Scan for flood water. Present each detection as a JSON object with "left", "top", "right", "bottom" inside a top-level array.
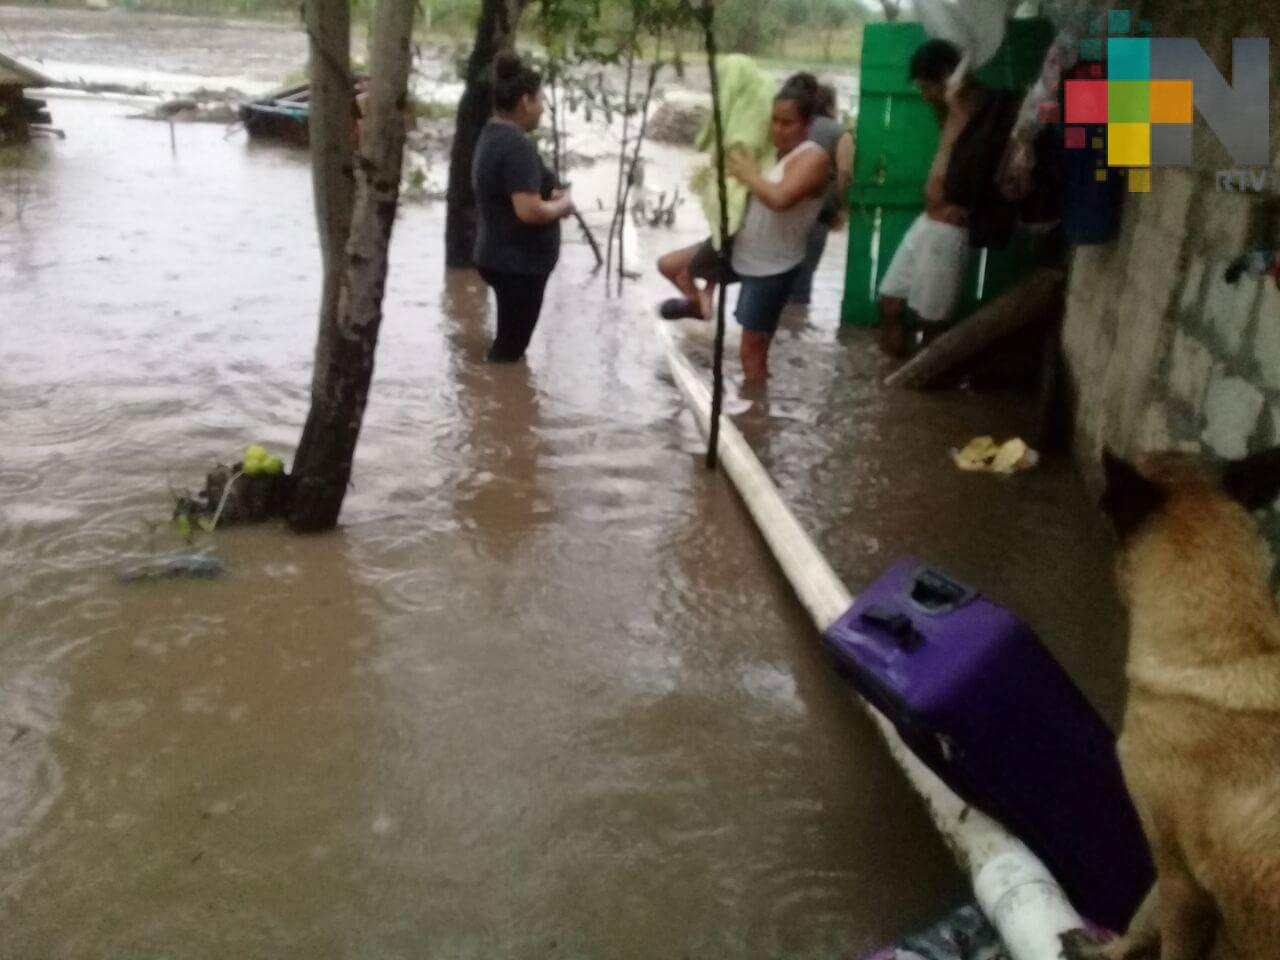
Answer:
[{"left": 1, "top": 8, "right": 1128, "bottom": 958}]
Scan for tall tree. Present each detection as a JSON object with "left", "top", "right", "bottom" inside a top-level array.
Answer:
[
  {"left": 288, "top": 0, "right": 418, "bottom": 532},
  {"left": 718, "top": 0, "right": 770, "bottom": 54},
  {"left": 444, "top": 0, "right": 530, "bottom": 268}
]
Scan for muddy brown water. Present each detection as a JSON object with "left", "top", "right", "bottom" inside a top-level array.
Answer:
[
  {"left": 0, "top": 5, "right": 313, "bottom": 92},
  {"left": 1, "top": 13, "right": 1127, "bottom": 959}
]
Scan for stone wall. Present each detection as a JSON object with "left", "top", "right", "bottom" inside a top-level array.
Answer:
[{"left": 1061, "top": 2, "right": 1280, "bottom": 547}]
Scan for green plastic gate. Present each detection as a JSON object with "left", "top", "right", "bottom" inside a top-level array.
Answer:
[{"left": 841, "top": 18, "right": 1055, "bottom": 326}]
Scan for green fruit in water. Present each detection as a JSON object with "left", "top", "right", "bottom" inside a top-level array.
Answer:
[
  {"left": 263, "top": 456, "right": 284, "bottom": 476},
  {"left": 242, "top": 444, "right": 270, "bottom": 478}
]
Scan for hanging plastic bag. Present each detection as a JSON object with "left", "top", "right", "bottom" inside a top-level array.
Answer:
[
  {"left": 913, "top": 0, "right": 1015, "bottom": 69},
  {"left": 997, "top": 2, "right": 1105, "bottom": 201}
]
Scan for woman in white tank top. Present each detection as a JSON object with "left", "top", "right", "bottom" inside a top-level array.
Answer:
[
  {"left": 655, "top": 73, "right": 830, "bottom": 382},
  {"left": 721, "top": 75, "right": 830, "bottom": 381},
  {"left": 730, "top": 141, "right": 827, "bottom": 278}
]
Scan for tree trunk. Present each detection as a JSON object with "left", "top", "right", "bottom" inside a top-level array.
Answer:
[
  {"left": 304, "top": 0, "right": 354, "bottom": 310},
  {"left": 288, "top": 0, "right": 418, "bottom": 532},
  {"left": 444, "top": 0, "right": 526, "bottom": 269},
  {"left": 742, "top": 0, "right": 767, "bottom": 54}
]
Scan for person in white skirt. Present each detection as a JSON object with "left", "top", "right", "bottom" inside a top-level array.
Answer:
[{"left": 876, "top": 40, "right": 979, "bottom": 358}]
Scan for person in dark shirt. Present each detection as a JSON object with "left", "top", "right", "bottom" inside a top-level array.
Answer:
[
  {"left": 471, "top": 52, "right": 575, "bottom": 363},
  {"left": 789, "top": 83, "right": 855, "bottom": 306}
]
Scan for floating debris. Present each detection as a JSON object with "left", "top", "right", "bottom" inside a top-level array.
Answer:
[
  {"left": 646, "top": 101, "right": 709, "bottom": 146},
  {"left": 951, "top": 436, "right": 1039, "bottom": 474},
  {"left": 169, "top": 444, "right": 293, "bottom": 535},
  {"left": 129, "top": 96, "right": 239, "bottom": 125},
  {"left": 118, "top": 554, "right": 226, "bottom": 584}
]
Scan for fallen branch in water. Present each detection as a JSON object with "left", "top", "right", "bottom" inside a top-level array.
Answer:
[
  {"left": 128, "top": 98, "right": 240, "bottom": 124},
  {"left": 572, "top": 208, "right": 604, "bottom": 269},
  {"left": 45, "top": 78, "right": 156, "bottom": 96}
]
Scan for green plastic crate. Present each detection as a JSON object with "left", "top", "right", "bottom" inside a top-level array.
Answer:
[{"left": 841, "top": 18, "right": 1055, "bottom": 326}]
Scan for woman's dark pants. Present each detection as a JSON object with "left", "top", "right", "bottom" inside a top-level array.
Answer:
[
  {"left": 789, "top": 222, "right": 829, "bottom": 306},
  {"left": 478, "top": 268, "right": 551, "bottom": 363}
]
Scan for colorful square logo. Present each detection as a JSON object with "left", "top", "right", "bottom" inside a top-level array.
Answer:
[
  {"left": 1059, "top": 9, "right": 1271, "bottom": 186},
  {"left": 1108, "top": 38, "right": 1150, "bottom": 80},
  {"left": 1108, "top": 81, "right": 1150, "bottom": 122},
  {"left": 1108, "top": 123, "right": 1150, "bottom": 167},
  {"left": 1065, "top": 81, "right": 1107, "bottom": 124}
]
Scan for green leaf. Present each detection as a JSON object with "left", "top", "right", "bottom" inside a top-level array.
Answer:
[{"left": 176, "top": 515, "right": 192, "bottom": 540}]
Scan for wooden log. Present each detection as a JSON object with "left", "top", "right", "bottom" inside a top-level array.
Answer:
[{"left": 884, "top": 266, "right": 1066, "bottom": 390}]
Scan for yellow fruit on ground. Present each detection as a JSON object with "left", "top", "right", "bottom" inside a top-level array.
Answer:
[
  {"left": 263, "top": 456, "right": 285, "bottom": 476},
  {"left": 991, "top": 438, "right": 1029, "bottom": 474},
  {"left": 952, "top": 436, "right": 998, "bottom": 472}
]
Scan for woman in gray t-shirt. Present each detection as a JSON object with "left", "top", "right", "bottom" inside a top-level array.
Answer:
[
  {"left": 790, "top": 84, "right": 855, "bottom": 306},
  {"left": 471, "top": 52, "right": 575, "bottom": 362}
]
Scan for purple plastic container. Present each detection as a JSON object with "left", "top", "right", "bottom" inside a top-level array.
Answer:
[{"left": 821, "top": 558, "right": 1152, "bottom": 931}]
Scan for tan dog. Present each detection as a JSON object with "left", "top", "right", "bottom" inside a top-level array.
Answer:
[{"left": 1062, "top": 448, "right": 1280, "bottom": 960}]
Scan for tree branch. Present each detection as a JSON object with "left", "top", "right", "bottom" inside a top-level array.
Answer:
[{"left": 700, "top": 0, "right": 730, "bottom": 470}]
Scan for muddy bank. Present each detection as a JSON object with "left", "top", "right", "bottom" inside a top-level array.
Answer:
[{"left": 646, "top": 101, "right": 709, "bottom": 146}]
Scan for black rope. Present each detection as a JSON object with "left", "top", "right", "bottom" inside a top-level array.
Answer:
[{"left": 700, "top": 0, "right": 731, "bottom": 471}]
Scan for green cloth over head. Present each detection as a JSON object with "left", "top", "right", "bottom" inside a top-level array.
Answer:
[{"left": 690, "top": 54, "right": 774, "bottom": 249}]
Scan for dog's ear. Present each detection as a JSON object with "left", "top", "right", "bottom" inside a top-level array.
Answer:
[
  {"left": 1222, "top": 448, "right": 1280, "bottom": 511},
  {"left": 1100, "top": 448, "right": 1165, "bottom": 541}
]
